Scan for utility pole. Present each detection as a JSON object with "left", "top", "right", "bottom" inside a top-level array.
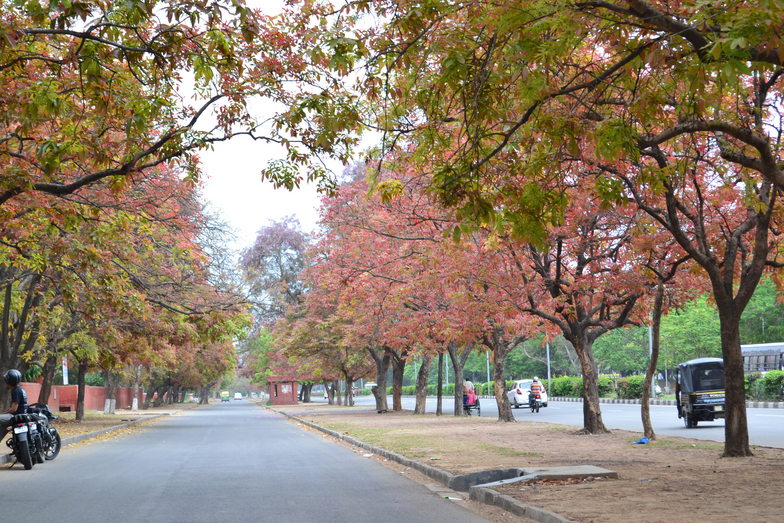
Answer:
[
  {"left": 546, "top": 343, "right": 551, "bottom": 391},
  {"left": 486, "top": 352, "right": 491, "bottom": 396}
]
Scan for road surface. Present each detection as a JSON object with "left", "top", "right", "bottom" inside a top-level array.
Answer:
[
  {"left": 344, "top": 395, "right": 784, "bottom": 448},
  {"left": 0, "top": 401, "right": 487, "bottom": 523}
]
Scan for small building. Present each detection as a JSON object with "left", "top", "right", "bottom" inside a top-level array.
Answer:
[{"left": 267, "top": 376, "right": 299, "bottom": 405}]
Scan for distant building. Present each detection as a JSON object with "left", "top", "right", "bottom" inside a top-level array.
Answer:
[
  {"left": 741, "top": 343, "right": 784, "bottom": 373},
  {"left": 267, "top": 376, "right": 299, "bottom": 405}
]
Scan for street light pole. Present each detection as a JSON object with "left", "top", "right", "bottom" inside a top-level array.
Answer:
[
  {"left": 546, "top": 343, "right": 551, "bottom": 390},
  {"left": 486, "top": 352, "right": 491, "bottom": 397}
]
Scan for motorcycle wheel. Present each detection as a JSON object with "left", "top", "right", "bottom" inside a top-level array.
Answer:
[
  {"left": 34, "top": 436, "right": 45, "bottom": 464},
  {"left": 44, "top": 429, "right": 61, "bottom": 460},
  {"left": 16, "top": 438, "right": 34, "bottom": 470}
]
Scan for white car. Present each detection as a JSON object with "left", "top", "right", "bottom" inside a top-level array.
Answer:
[
  {"left": 507, "top": 380, "right": 548, "bottom": 408},
  {"left": 233, "top": 392, "right": 242, "bottom": 400}
]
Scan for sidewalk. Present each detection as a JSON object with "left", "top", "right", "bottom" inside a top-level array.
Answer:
[{"left": 271, "top": 402, "right": 784, "bottom": 523}]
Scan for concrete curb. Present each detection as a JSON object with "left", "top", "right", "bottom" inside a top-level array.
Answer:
[
  {"left": 2, "top": 413, "right": 169, "bottom": 466},
  {"left": 470, "top": 486, "right": 572, "bottom": 523},
  {"left": 273, "top": 408, "right": 575, "bottom": 523}
]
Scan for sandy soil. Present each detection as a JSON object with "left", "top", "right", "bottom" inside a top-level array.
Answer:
[
  {"left": 278, "top": 403, "right": 784, "bottom": 523},
  {"left": 50, "top": 404, "right": 200, "bottom": 438}
]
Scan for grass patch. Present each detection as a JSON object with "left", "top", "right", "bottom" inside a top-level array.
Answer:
[
  {"left": 477, "top": 443, "right": 541, "bottom": 457},
  {"left": 312, "top": 420, "right": 474, "bottom": 457},
  {"left": 645, "top": 438, "right": 724, "bottom": 451}
]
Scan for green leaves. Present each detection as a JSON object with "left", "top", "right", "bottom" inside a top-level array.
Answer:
[
  {"left": 261, "top": 159, "right": 303, "bottom": 191},
  {"left": 594, "top": 119, "right": 639, "bottom": 163}
]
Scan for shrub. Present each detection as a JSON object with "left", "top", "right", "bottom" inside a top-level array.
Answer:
[
  {"left": 617, "top": 375, "right": 645, "bottom": 399},
  {"left": 550, "top": 376, "right": 582, "bottom": 397},
  {"left": 425, "top": 383, "right": 457, "bottom": 396},
  {"left": 598, "top": 376, "right": 616, "bottom": 397},
  {"left": 746, "top": 373, "right": 762, "bottom": 399},
  {"left": 758, "top": 370, "right": 784, "bottom": 400}
]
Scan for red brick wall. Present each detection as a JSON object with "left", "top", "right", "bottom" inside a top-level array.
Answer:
[
  {"left": 20, "top": 382, "right": 144, "bottom": 412},
  {"left": 268, "top": 380, "right": 298, "bottom": 405}
]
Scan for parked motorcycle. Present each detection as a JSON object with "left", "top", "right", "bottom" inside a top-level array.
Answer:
[
  {"left": 528, "top": 392, "right": 542, "bottom": 413},
  {"left": 5, "top": 403, "right": 61, "bottom": 470},
  {"left": 28, "top": 403, "right": 61, "bottom": 461}
]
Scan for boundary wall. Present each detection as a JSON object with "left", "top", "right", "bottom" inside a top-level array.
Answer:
[{"left": 20, "top": 382, "right": 144, "bottom": 412}]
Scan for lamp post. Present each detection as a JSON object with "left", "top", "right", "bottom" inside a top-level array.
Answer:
[
  {"left": 546, "top": 343, "right": 551, "bottom": 391},
  {"left": 486, "top": 352, "right": 491, "bottom": 397}
]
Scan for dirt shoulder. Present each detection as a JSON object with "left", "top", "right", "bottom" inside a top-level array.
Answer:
[
  {"left": 272, "top": 403, "right": 784, "bottom": 523},
  {"left": 49, "top": 403, "right": 202, "bottom": 439}
]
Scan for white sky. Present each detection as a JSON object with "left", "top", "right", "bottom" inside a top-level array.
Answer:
[
  {"left": 199, "top": 0, "right": 323, "bottom": 252},
  {"left": 199, "top": 135, "right": 323, "bottom": 250}
]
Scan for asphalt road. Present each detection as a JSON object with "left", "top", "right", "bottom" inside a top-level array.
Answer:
[
  {"left": 345, "top": 395, "right": 784, "bottom": 448},
  {"left": 0, "top": 401, "right": 487, "bottom": 523}
]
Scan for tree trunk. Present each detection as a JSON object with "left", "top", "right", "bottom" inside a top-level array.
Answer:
[
  {"left": 571, "top": 334, "right": 608, "bottom": 434},
  {"left": 391, "top": 350, "right": 406, "bottom": 411},
  {"left": 131, "top": 366, "right": 141, "bottom": 410},
  {"left": 324, "top": 381, "right": 333, "bottom": 405},
  {"left": 436, "top": 352, "right": 443, "bottom": 416},
  {"left": 302, "top": 383, "right": 312, "bottom": 402},
  {"left": 104, "top": 370, "right": 118, "bottom": 415},
  {"left": 447, "top": 342, "right": 472, "bottom": 416},
  {"left": 0, "top": 273, "right": 43, "bottom": 408},
  {"left": 75, "top": 359, "right": 88, "bottom": 421},
  {"left": 199, "top": 386, "right": 210, "bottom": 405},
  {"left": 344, "top": 378, "right": 354, "bottom": 406},
  {"left": 367, "top": 347, "right": 390, "bottom": 412},
  {"left": 717, "top": 304, "right": 752, "bottom": 456},
  {"left": 414, "top": 355, "right": 432, "bottom": 414},
  {"left": 332, "top": 380, "right": 342, "bottom": 406},
  {"left": 641, "top": 285, "right": 664, "bottom": 440},
  {"left": 484, "top": 326, "right": 520, "bottom": 422},
  {"left": 492, "top": 347, "right": 514, "bottom": 422},
  {"left": 143, "top": 381, "right": 156, "bottom": 409},
  {"left": 38, "top": 353, "right": 58, "bottom": 405}
]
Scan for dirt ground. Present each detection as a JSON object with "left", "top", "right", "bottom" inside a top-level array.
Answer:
[
  {"left": 50, "top": 404, "right": 200, "bottom": 439},
  {"left": 276, "top": 403, "right": 784, "bottom": 523}
]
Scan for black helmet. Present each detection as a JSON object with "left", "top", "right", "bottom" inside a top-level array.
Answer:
[{"left": 4, "top": 369, "right": 22, "bottom": 386}]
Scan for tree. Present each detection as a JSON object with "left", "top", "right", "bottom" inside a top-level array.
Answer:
[
  {"left": 274, "top": 0, "right": 784, "bottom": 456},
  {"left": 0, "top": 2, "right": 336, "bottom": 209},
  {"left": 240, "top": 217, "right": 310, "bottom": 325},
  {"left": 487, "top": 184, "right": 650, "bottom": 434},
  {"left": 0, "top": 165, "right": 247, "bottom": 409}
]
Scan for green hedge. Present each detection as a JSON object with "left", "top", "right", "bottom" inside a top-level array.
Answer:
[
  {"left": 550, "top": 376, "right": 582, "bottom": 397},
  {"left": 387, "top": 374, "right": 719, "bottom": 400},
  {"left": 747, "top": 371, "right": 784, "bottom": 400},
  {"left": 616, "top": 375, "right": 645, "bottom": 399}
]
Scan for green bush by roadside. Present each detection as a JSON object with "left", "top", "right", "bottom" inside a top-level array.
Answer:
[
  {"left": 617, "top": 375, "right": 646, "bottom": 399},
  {"left": 387, "top": 371, "right": 783, "bottom": 401},
  {"left": 746, "top": 371, "right": 784, "bottom": 400}
]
